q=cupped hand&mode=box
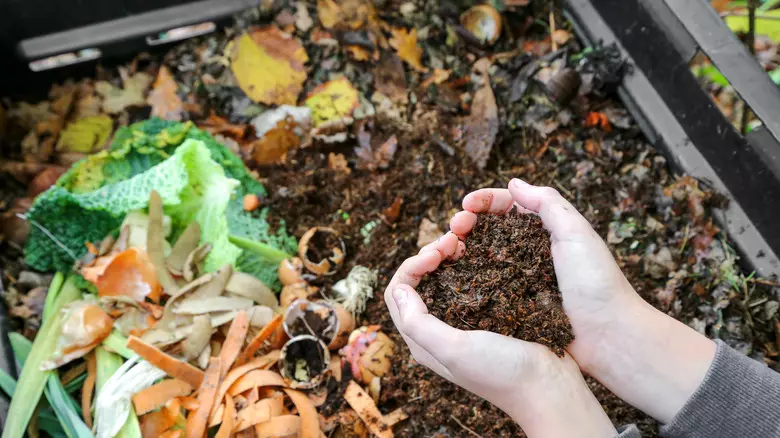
[450,178,716,424]
[449,179,642,373]
[384,233,616,437]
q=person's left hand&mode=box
[384,233,617,438]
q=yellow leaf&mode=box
[317,0,377,30]
[304,77,360,126]
[56,115,113,153]
[345,46,372,61]
[317,0,343,29]
[231,26,309,105]
[148,66,183,121]
[390,28,427,72]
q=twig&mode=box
[748,277,780,287]
[549,9,558,52]
[553,180,574,199]
[450,415,483,438]
[679,224,690,256]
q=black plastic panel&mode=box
[592,0,780,258]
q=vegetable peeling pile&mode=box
[1,120,397,438]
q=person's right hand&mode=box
[450,178,716,424]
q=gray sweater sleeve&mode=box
[614,340,780,438]
[660,339,780,437]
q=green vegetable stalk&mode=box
[102,331,135,360]
[95,347,141,438]
[229,235,291,264]
[3,275,83,438]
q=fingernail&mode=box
[510,178,528,189]
[393,287,408,315]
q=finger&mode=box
[392,285,462,367]
[507,178,593,239]
[449,211,477,239]
[419,232,460,260]
[453,241,466,260]
[385,251,443,297]
[462,189,515,214]
[383,285,454,380]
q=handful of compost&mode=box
[417,211,574,355]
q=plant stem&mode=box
[228,235,291,264]
[95,347,141,438]
[3,276,82,438]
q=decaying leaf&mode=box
[420,68,452,89]
[231,26,309,105]
[305,77,360,126]
[148,66,183,121]
[416,218,443,248]
[199,113,248,139]
[461,58,498,169]
[56,115,113,153]
[251,105,311,138]
[374,53,408,104]
[328,153,351,174]
[345,45,372,61]
[294,2,314,32]
[317,0,342,28]
[354,122,398,171]
[317,0,377,30]
[390,28,427,72]
[251,118,303,165]
[96,72,153,114]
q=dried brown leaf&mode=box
[148,66,183,121]
[461,58,498,169]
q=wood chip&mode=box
[384,409,408,427]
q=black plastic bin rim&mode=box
[17,0,259,61]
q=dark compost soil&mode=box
[417,212,574,355]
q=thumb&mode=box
[508,178,592,239]
[392,284,425,322]
[391,285,462,363]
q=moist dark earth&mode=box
[417,212,574,356]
